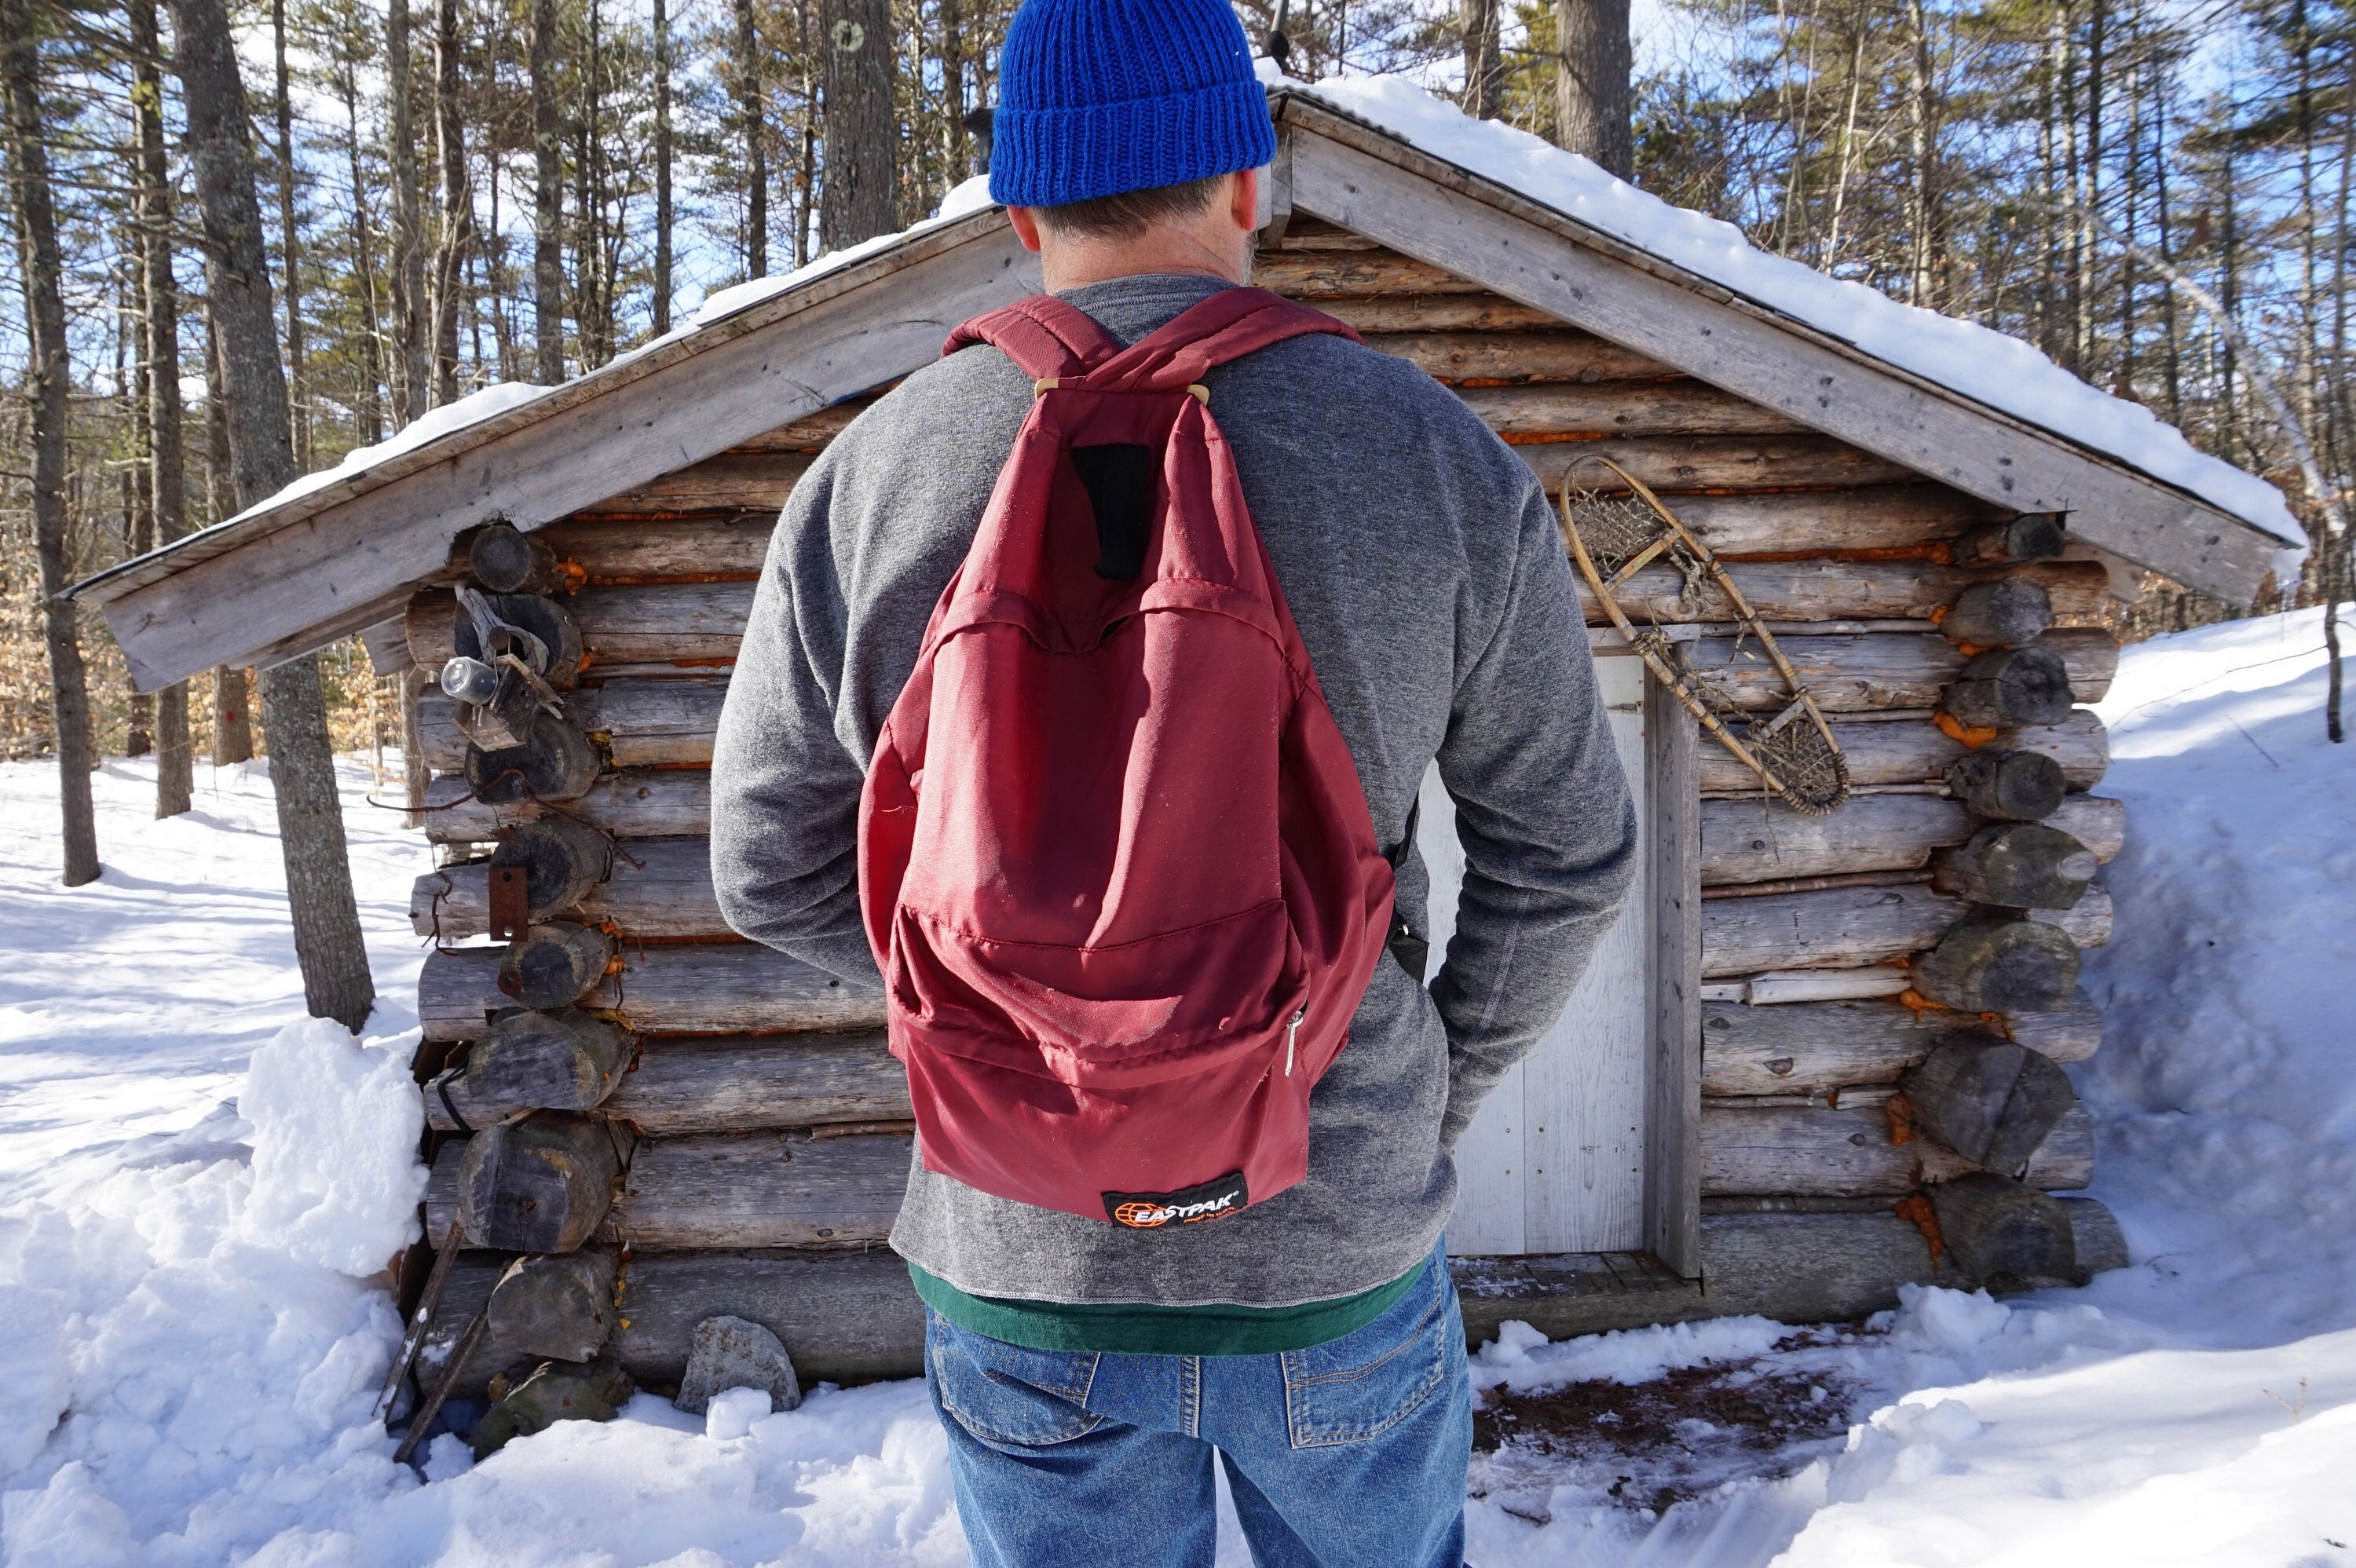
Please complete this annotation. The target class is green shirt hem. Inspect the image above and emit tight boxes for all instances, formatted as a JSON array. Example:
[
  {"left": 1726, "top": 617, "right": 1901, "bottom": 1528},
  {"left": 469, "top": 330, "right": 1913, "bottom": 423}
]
[{"left": 909, "top": 1260, "right": 1421, "bottom": 1357}]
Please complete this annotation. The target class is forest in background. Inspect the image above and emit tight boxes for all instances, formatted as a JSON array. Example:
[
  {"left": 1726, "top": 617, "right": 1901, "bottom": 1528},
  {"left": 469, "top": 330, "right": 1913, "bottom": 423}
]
[{"left": 1, "top": 0, "right": 2349, "bottom": 766}]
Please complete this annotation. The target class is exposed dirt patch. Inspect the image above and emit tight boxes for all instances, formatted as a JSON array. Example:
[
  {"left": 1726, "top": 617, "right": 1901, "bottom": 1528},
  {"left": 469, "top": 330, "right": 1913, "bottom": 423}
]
[{"left": 1469, "top": 1330, "right": 1868, "bottom": 1523}]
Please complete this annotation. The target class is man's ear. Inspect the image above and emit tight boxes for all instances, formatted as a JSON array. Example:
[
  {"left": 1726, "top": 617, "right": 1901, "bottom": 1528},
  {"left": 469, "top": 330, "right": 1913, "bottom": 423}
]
[
  {"left": 1226, "top": 167, "right": 1260, "bottom": 235},
  {"left": 1008, "top": 205, "right": 1046, "bottom": 254}
]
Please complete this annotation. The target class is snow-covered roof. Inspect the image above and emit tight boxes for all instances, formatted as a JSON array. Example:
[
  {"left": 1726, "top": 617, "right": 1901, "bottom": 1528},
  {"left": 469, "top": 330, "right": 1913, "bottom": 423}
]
[
  {"left": 132, "top": 75, "right": 2296, "bottom": 574},
  {"left": 202, "top": 176, "right": 1005, "bottom": 533},
  {"left": 1275, "top": 70, "right": 2299, "bottom": 548},
  {"left": 79, "top": 78, "right": 2299, "bottom": 689}
]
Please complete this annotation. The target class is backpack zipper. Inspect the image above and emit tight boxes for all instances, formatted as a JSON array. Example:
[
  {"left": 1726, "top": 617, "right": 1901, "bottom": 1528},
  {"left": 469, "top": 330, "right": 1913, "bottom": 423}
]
[{"left": 1284, "top": 1007, "right": 1305, "bottom": 1076}]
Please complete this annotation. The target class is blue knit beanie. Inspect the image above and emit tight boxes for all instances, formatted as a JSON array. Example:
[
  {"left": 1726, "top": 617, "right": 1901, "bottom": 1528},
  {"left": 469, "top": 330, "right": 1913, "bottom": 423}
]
[{"left": 989, "top": 0, "right": 1277, "bottom": 209}]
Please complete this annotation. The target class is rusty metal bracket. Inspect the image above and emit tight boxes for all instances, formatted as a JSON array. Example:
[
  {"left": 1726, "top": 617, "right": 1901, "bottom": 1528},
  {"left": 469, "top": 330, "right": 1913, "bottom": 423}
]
[{"left": 488, "top": 865, "right": 529, "bottom": 942}]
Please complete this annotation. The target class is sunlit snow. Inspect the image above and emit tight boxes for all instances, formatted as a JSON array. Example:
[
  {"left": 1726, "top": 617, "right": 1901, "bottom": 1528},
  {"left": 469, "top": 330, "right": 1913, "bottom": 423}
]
[{"left": 1, "top": 609, "right": 2352, "bottom": 1563}]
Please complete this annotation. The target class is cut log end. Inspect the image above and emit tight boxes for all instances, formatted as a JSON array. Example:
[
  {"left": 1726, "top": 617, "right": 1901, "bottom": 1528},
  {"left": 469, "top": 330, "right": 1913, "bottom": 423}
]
[
  {"left": 500, "top": 922, "right": 618, "bottom": 1009},
  {"left": 488, "top": 1248, "right": 622, "bottom": 1363},
  {"left": 1899, "top": 1033, "right": 2079, "bottom": 1177},
  {"left": 1944, "top": 749, "right": 2069, "bottom": 821},
  {"left": 1941, "top": 578, "right": 2054, "bottom": 649},
  {"left": 491, "top": 817, "right": 614, "bottom": 920},
  {"left": 464, "top": 713, "right": 603, "bottom": 805},
  {"left": 459, "top": 1007, "right": 634, "bottom": 1117},
  {"left": 1912, "top": 917, "right": 2083, "bottom": 1014},
  {"left": 1932, "top": 823, "right": 2098, "bottom": 910},
  {"left": 471, "top": 1358, "right": 635, "bottom": 1460},
  {"left": 448, "top": 591, "right": 583, "bottom": 689},
  {"left": 1943, "top": 645, "right": 2079, "bottom": 730},
  {"left": 468, "top": 521, "right": 569, "bottom": 596},
  {"left": 1929, "top": 1172, "right": 2082, "bottom": 1285},
  {"left": 1951, "top": 515, "right": 2066, "bottom": 568},
  {"left": 455, "top": 1113, "right": 631, "bottom": 1255},
  {"left": 2060, "top": 1197, "right": 2129, "bottom": 1277}
]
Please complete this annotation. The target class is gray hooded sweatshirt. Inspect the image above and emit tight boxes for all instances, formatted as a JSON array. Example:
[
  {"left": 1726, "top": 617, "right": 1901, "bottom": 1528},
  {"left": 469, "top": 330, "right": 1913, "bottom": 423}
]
[{"left": 711, "top": 272, "right": 1637, "bottom": 1310}]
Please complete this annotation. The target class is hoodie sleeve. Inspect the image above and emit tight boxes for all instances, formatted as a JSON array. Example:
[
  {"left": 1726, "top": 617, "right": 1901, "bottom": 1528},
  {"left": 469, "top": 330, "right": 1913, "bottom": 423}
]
[
  {"left": 709, "top": 456, "right": 886, "bottom": 988},
  {"left": 1428, "top": 477, "right": 1640, "bottom": 1148}
]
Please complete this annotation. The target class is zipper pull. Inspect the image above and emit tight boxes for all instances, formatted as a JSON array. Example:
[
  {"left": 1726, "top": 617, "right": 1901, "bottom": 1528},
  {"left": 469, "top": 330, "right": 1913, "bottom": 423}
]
[{"left": 1285, "top": 1007, "right": 1305, "bottom": 1076}]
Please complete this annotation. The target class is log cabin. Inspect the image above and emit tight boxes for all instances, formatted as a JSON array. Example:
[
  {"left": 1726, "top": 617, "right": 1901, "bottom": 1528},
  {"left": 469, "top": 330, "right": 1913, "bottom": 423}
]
[{"left": 75, "top": 82, "right": 2299, "bottom": 1408}]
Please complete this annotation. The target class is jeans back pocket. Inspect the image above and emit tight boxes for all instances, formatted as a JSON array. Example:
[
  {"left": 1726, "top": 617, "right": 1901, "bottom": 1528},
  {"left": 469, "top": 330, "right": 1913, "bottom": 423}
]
[
  {"left": 1278, "top": 1250, "right": 1458, "bottom": 1449},
  {"left": 927, "top": 1310, "right": 1107, "bottom": 1448}
]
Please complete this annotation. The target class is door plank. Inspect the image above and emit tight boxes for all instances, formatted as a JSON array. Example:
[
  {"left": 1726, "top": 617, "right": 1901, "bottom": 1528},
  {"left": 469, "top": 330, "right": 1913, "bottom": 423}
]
[
  {"left": 1644, "top": 674, "right": 1704, "bottom": 1276},
  {"left": 1522, "top": 656, "right": 1648, "bottom": 1252},
  {"left": 1425, "top": 767, "right": 1527, "bottom": 1254}
]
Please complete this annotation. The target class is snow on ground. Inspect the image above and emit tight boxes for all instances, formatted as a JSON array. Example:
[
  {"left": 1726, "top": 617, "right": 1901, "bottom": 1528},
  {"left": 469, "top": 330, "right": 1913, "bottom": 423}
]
[
  {"left": 2, "top": 607, "right": 2352, "bottom": 1565},
  {"left": 0, "top": 757, "right": 426, "bottom": 1203}
]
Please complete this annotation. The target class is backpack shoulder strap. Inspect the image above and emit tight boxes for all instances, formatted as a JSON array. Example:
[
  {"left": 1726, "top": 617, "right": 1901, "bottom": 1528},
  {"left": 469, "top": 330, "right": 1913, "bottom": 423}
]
[
  {"left": 942, "top": 295, "right": 1126, "bottom": 382},
  {"left": 1088, "top": 288, "right": 1363, "bottom": 393}
]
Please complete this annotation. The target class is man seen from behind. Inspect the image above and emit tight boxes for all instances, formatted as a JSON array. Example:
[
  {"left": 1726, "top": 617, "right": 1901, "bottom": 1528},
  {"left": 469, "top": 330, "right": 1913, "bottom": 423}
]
[{"left": 712, "top": 2, "right": 1638, "bottom": 1562}]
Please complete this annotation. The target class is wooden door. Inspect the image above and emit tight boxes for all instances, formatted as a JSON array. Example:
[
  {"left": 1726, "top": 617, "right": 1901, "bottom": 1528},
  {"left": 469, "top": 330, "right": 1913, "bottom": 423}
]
[{"left": 1425, "top": 652, "right": 1652, "bottom": 1255}]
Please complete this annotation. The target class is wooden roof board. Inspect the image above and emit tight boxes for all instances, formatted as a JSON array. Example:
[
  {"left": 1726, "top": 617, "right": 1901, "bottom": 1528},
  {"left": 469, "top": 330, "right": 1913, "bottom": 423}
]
[{"left": 82, "top": 93, "right": 2283, "bottom": 690}]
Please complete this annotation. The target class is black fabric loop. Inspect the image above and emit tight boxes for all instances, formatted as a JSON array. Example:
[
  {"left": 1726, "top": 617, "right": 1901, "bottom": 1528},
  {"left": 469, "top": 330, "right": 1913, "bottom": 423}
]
[{"left": 1068, "top": 443, "right": 1157, "bottom": 580}]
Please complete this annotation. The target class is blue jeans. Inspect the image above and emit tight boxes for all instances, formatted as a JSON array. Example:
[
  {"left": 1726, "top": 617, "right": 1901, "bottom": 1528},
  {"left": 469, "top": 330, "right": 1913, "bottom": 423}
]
[{"left": 924, "top": 1242, "right": 1470, "bottom": 1568}]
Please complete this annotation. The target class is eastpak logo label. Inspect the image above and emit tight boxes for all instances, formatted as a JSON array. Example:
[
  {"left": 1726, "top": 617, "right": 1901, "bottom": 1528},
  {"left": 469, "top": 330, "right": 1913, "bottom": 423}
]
[{"left": 1103, "top": 1171, "right": 1249, "bottom": 1229}]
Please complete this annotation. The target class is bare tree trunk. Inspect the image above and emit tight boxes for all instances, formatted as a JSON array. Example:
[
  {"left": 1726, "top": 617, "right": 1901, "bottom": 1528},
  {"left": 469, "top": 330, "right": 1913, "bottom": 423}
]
[
  {"left": 572, "top": 0, "right": 616, "bottom": 367},
  {"left": 1462, "top": 0, "right": 1502, "bottom": 119},
  {"left": 4, "top": 0, "right": 99, "bottom": 886},
  {"left": 200, "top": 310, "right": 255, "bottom": 766},
  {"left": 170, "top": 0, "right": 375, "bottom": 1031},
  {"left": 123, "top": 277, "right": 155, "bottom": 761},
  {"left": 530, "top": 0, "right": 565, "bottom": 381},
  {"left": 214, "top": 667, "right": 254, "bottom": 762},
  {"left": 2293, "top": 0, "right": 2318, "bottom": 440},
  {"left": 482, "top": 161, "right": 512, "bottom": 379},
  {"left": 942, "top": 0, "right": 968, "bottom": 174},
  {"left": 430, "top": 0, "right": 469, "bottom": 406},
  {"left": 133, "top": 0, "right": 195, "bottom": 817},
  {"left": 653, "top": 0, "right": 673, "bottom": 335},
  {"left": 1822, "top": 24, "right": 1865, "bottom": 268},
  {"left": 821, "top": 0, "right": 897, "bottom": 247},
  {"left": 793, "top": 62, "right": 817, "bottom": 268},
  {"left": 388, "top": 0, "right": 428, "bottom": 425},
  {"left": 2080, "top": 0, "right": 2103, "bottom": 374},
  {"left": 1556, "top": 0, "right": 1633, "bottom": 179},
  {"left": 1905, "top": 0, "right": 1937, "bottom": 305},
  {"left": 2119, "top": 51, "right": 2142, "bottom": 392},
  {"left": 2220, "top": 139, "right": 2240, "bottom": 462},
  {"left": 734, "top": 0, "right": 768, "bottom": 276},
  {"left": 338, "top": 49, "right": 386, "bottom": 445},
  {"left": 2153, "top": 54, "right": 2180, "bottom": 422},
  {"left": 2037, "top": 3, "right": 2062, "bottom": 359},
  {"left": 273, "top": 0, "right": 307, "bottom": 466},
  {"left": 401, "top": 666, "right": 430, "bottom": 825},
  {"left": 2059, "top": 0, "right": 2083, "bottom": 371}
]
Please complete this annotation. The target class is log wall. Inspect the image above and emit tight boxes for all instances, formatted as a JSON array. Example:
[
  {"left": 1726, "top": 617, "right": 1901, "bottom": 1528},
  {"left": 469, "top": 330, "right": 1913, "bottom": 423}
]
[{"left": 395, "top": 217, "right": 2128, "bottom": 1401}]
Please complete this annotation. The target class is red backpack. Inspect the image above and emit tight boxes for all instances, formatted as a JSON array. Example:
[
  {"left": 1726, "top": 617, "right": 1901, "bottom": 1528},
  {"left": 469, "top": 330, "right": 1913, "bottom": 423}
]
[{"left": 857, "top": 288, "right": 1396, "bottom": 1227}]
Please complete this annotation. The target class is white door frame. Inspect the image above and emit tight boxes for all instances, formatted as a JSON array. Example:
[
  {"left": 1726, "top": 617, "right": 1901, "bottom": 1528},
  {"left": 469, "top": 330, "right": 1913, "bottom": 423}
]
[{"left": 1429, "top": 652, "right": 1702, "bottom": 1274}]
